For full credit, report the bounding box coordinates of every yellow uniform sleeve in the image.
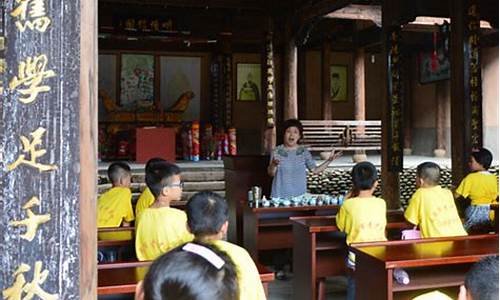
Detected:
[214,241,266,300]
[404,190,422,226]
[135,187,155,219]
[122,189,135,223]
[336,204,347,232]
[455,176,471,198]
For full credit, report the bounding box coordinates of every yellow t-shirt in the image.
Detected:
[212,240,266,300]
[412,290,453,300]
[97,187,134,240]
[336,196,387,245]
[456,172,499,205]
[405,186,467,238]
[135,207,194,261]
[135,187,155,219]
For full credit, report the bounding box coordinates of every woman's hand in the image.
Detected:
[327,149,343,162]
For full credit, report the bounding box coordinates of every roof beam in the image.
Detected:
[325,4,381,27]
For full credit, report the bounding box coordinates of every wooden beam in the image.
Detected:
[325,4,381,27]
[296,0,351,27]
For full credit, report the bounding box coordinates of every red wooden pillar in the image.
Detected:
[284,18,298,120]
[322,40,332,120]
[353,48,367,162]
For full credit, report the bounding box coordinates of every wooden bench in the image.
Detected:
[300,120,381,153]
[351,234,499,300]
[97,260,275,296]
[97,226,135,248]
[291,212,413,300]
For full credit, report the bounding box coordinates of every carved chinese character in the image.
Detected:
[10,196,51,241]
[9,54,55,104]
[2,261,58,300]
[7,127,58,172]
[10,0,52,33]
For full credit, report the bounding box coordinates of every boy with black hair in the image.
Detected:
[135,161,193,261]
[455,148,498,232]
[336,161,387,300]
[97,161,134,241]
[458,255,499,300]
[135,157,166,219]
[405,162,467,238]
[186,191,266,300]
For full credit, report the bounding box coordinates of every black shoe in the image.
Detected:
[276,270,288,280]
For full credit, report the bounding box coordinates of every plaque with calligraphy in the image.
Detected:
[465,2,483,148]
[387,27,404,172]
[1,0,82,298]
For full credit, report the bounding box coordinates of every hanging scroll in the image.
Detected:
[387,26,404,172]
[1,0,82,298]
[465,2,482,148]
[224,55,232,128]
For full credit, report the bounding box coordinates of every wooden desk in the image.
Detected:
[491,203,499,233]
[351,234,499,300]
[97,261,274,296]
[97,227,135,247]
[291,212,412,300]
[243,204,339,258]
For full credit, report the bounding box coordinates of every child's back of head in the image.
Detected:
[416,162,440,186]
[351,161,378,194]
[471,148,493,170]
[186,191,228,238]
[146,161,181,198]
[140,241,238,300]
[145,157,167,173]
[107,161,132,187]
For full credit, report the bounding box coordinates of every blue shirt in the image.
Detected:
[270,145,316,198]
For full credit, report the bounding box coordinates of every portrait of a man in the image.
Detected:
[237,63,261,101]
[330,65,347,101]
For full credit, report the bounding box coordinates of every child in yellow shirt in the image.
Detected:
[97,161,135,240]
[336,161,387,300]
[455,148,498,232]
[186,191,267,300]
[135,161,193,261]
[135,241,239,300]
[135,157,166,219]
[405,162,467,238]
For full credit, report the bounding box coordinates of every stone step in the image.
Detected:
[124,171,225,183]
[130,190,226,202]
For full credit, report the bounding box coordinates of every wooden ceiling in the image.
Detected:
[97,0,498,52]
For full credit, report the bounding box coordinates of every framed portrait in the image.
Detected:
[160,56,201,121]
[330,65,348,102]
[236,63,261,101]
[120,54,155,108]
[418,49,450,84]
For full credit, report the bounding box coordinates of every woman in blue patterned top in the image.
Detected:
[268,119,342,198]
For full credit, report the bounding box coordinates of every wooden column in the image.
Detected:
[284,19,298,120]
[381,0,404,209]
[353,48,368,162]
[450,0,483,185]
[403,54,413,155]
[0,0,97,298]
[434,81,447,157]
[264,26,277,154]
[322,40,332,120]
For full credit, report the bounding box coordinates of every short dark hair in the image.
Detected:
[416,162,440,185]
[146,161,181,198]
[282,119,303,139]
[143,241,239,300]
[145,157,167,173]
[107,161,131,185]
[471,148,493,169]
[187,191,228,237]
[351,161,378,191]
[464,256,499,300]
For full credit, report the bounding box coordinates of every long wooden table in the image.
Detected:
[97,260,275,296]
[291,213,413,300]
[243,204,339,258]
[351,234,499,300]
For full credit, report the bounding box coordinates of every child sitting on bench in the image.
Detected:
[135,161,193,261]
[405,162,467,238]
[186,191,266,300]
[135,241,239,300]
[336,161,387,300]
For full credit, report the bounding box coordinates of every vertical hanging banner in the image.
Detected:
[387,26,403,172]
[224,55,232,128]
[465,1,482,148]
[1,0,81,299]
